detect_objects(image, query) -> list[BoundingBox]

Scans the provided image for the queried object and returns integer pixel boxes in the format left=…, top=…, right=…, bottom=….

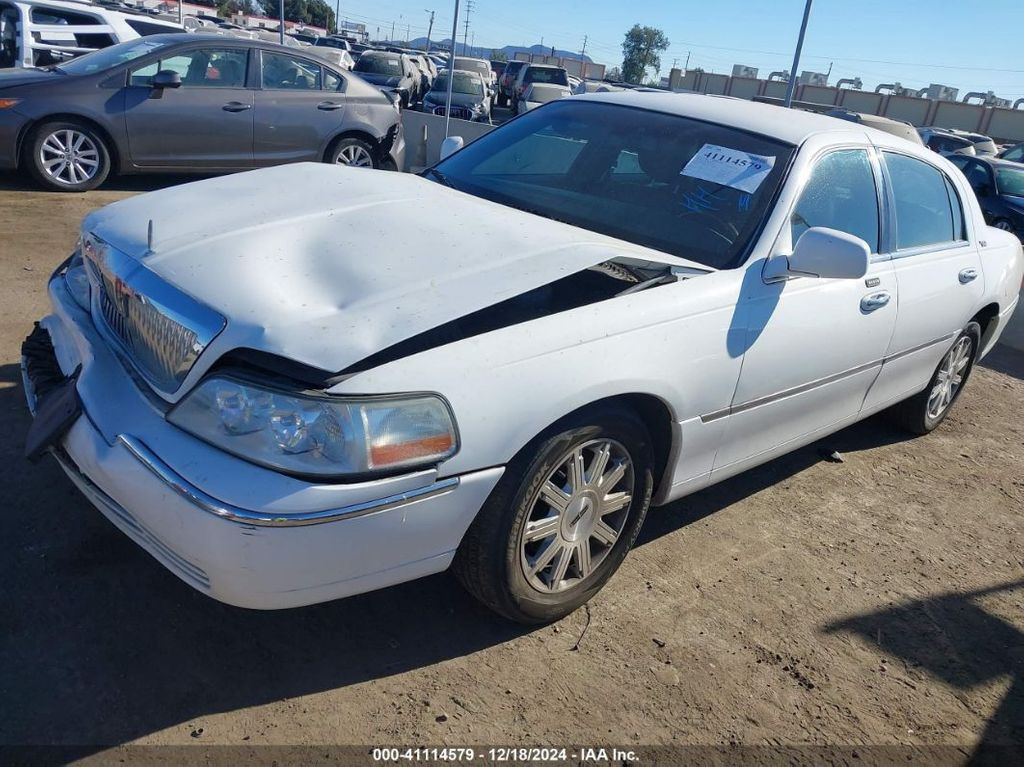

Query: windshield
left=354, top=55, right=402, bottom=75
left=996, top=167, right=1024, bottom=197
left=453, top=57, right=489, bottom=77
left=525, top=67, right=568, bottom=86
left=56, top=38, right=172, bottom=75
left=432, top=100, right=794, bottom=269
left=432, top=72, right=483, bottom=96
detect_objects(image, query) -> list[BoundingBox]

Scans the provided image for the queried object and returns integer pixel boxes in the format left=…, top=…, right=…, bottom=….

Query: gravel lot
left=1, top=171, right=1022, bottom=759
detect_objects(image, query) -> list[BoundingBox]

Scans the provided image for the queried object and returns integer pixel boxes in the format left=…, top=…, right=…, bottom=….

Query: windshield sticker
left=681, top=144, right=776, bottom=194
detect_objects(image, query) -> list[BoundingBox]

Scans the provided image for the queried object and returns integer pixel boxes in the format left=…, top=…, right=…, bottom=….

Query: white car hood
left=83, top=163, right=705, bottom=374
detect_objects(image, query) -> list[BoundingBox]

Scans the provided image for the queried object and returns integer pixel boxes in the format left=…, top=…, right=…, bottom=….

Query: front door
left=713, top=147, right=897, bottom=473
left=253, top=51, right=346, bottom=165
left=124, top=46, right=254, bottom=168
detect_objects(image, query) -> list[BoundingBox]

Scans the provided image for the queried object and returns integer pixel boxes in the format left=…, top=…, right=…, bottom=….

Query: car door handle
left=959, top=268, right=979, bottom=284
left=222, top=102, right=252, bottom=112
left=317, top=101, right=344, bottom=111
left=860, top=291, right=891, bottom=312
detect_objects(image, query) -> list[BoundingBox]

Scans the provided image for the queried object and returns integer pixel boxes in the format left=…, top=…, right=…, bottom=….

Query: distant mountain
left=394, top=37, right=594, bottom=64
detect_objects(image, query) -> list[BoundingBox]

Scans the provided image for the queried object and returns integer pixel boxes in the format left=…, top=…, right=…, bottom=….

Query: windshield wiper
left=616, top=266, right=679, bottom=296
left=423, top=167, right=454, bottom=187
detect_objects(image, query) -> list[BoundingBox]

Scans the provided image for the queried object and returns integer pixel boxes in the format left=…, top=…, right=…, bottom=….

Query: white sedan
left=23, top=93, right=1023, bottom=623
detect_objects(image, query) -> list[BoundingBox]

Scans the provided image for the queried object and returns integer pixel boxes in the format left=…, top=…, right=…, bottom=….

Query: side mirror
left=439, top=135, right=464, bottom=161
left=765, top=227, right=870, bottom=281
left=152, top=70, right=182, bottom=89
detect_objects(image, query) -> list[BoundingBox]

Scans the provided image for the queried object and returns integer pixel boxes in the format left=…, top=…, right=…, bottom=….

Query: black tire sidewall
left=327, top=137, right=378, bottom=169
left=497, top=409, right=654, bottom=623
left=27, top=121, right=110, bottom=192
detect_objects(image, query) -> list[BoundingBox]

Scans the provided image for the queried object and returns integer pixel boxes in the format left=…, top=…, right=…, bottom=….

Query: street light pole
left=444, top=0, right=460, bottom=138
left=783, top=0, right=813, bottom=108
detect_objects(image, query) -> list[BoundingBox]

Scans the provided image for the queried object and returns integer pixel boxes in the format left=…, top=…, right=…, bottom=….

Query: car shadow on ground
left=0, top=171, right=216, bottom=194
left=0, top=348, right=1013, bottom=752
left=825, top=580, right=1024, bottom=761
left=980, top=344, right=1024, bottom=382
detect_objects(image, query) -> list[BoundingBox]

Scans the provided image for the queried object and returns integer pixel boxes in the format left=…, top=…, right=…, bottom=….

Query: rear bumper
left=24, top=267, right=503, bottom=609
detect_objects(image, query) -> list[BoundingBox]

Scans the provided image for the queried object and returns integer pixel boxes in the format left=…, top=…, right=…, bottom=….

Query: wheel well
left=323, top=130, right=382, bottom=162
left=18, top=114, right=121, bottom=173
left=972, top=303, right=1000, bottom=349
left=555, top=394, right=675, bottom=503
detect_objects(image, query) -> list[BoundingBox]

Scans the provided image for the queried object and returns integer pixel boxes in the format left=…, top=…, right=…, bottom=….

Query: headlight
left=168, top=376, right=458, bottom=478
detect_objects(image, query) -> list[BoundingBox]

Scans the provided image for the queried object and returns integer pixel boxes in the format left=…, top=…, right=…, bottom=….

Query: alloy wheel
left=336, top=145, right=374, bottom=168
left=927, top=336, right=972, bottom=419
left=519, top=439, right=634, bottom=593
left=38, top=129, right=100, bottom=186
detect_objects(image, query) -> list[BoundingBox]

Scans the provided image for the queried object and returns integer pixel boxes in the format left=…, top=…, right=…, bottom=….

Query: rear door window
left=883, top=152, right=961, bottom=250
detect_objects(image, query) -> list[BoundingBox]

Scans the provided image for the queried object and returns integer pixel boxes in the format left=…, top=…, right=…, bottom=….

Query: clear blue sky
left=336, top=0, right=1024, bottom=100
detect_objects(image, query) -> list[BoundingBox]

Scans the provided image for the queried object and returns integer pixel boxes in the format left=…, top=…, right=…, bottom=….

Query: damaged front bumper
left=22, top=265, right=502, bottom=609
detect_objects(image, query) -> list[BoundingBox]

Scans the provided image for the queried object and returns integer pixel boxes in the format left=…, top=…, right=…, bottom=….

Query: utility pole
left=278, top=0, right=284, bottom=43
left=462, top=0, right=473, bottom=55
left=424, top=9, right=435, bottom=52
left=784, top=0, right=813, bottom=108
left=177, top=0, right=182, bottom=26
left=390, top=20, right=395, bottom=41
left=580, top=35, right=587, bottom=59
left=684, top=51, right=690, bottom=69
left=335, top=0, right=340, bottom=34
left=406, top=23, right=410, bottom=43
left=444, top=0, right=461, bottom=137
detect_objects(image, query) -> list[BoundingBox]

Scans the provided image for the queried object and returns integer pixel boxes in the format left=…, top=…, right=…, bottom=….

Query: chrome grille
left=432, top=104, right=474, bottom=121
left=83, top=235, right=225, bottom=393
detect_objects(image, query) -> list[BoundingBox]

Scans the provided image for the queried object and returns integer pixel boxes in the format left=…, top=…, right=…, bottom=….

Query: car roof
left=964, top=155, right=1024, bottom=171
left=579, top=91, right=863, bottom=145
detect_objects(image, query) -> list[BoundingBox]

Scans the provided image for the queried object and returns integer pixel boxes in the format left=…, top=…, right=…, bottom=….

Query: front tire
left=25, top=120, right=111, bottom=192
left=888, top=322, right=980, bottom=435
left=453, top=407, right=654, bottom=624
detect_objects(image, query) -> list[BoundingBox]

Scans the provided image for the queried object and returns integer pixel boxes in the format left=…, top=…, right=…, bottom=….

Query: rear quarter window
left=884, top=152, right=960, bottom=250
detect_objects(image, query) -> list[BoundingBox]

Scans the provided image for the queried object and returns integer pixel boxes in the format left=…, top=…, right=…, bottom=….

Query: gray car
left=420, top=70, right=491, bottom=122
left=0, top=34, right=405, bottom=191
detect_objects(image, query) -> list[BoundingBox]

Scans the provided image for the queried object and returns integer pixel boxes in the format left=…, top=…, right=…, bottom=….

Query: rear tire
left=25, top=119, right=111, bottom=192
left=453, top=406, right=654, bottom=624
left=887, top=322, right=980, bottom=435
left=326, top=136, right=378, bottom=169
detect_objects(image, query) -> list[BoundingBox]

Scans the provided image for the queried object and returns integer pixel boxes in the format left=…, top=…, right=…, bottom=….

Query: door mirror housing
left=152, top=70, right=182, bottom=89
left=765, top=227, right=870, bottom=281
left=439, top=135, right=464, bottom=161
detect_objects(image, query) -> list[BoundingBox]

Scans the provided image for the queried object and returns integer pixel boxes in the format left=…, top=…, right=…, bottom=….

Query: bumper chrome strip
left=117, top=434, right=460, bottom=528
left=700, top=333, right=956, bottom=424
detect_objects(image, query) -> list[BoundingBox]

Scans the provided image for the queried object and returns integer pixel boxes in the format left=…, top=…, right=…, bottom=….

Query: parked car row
left=0, top=34, right=405, bottom=190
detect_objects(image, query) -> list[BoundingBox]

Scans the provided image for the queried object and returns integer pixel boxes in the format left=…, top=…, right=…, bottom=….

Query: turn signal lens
left=0, top=99, right=21, bottom=109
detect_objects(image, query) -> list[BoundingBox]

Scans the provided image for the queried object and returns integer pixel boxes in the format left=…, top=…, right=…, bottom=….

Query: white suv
left=0, top=0, right=181, bottom=69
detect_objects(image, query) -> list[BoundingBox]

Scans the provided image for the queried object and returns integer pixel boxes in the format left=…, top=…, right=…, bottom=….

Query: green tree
left=217, top=0, right=243, bottom=16
left=259, top=0, right=335, bottom=30
left=490, top=49, right=508, bottom=62
left=620, top=24, right=669, bottom=85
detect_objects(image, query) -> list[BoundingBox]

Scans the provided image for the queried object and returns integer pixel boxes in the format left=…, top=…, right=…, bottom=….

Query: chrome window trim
left=117, top=434, right=461, bottom=527
left=700, top=333, right=956, bottom=423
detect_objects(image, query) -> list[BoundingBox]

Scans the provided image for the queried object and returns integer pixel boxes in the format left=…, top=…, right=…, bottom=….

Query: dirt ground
left=1, top=170, right=1023, bottom=760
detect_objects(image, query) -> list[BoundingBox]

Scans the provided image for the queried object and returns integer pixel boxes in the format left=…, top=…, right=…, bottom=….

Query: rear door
left=862, top=151, right=984, bottom=411
left=123, top=45, right=254, bottom=168
left=252, top=50, right=347, bottom=165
